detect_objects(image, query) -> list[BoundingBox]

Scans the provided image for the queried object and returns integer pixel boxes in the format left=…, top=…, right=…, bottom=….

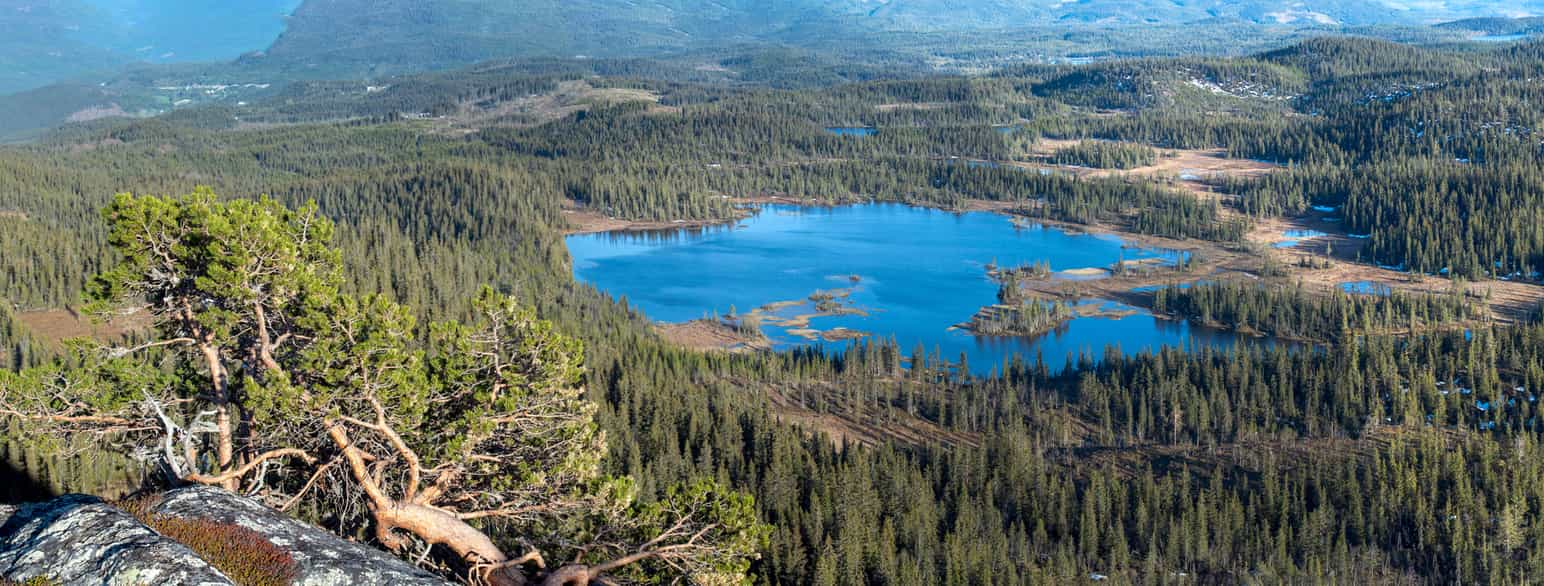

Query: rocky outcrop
left=153, top=486, right=450, bottom=586
left=0, top=494, right=234, bottom=586
left=0, top=488, right=453, bottom=586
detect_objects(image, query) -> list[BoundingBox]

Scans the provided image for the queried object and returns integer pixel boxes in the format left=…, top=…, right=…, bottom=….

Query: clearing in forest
left=1020, top=138, right=1279, bottom=197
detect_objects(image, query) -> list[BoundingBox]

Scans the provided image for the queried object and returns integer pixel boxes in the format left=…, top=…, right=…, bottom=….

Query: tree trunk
left=375, top=502, right=524, bottom=585
left=197, top=340, right=238, bottom=492
left=326, top=421, right=525, bottom=585
left=541, top=565, right=591, bottom=586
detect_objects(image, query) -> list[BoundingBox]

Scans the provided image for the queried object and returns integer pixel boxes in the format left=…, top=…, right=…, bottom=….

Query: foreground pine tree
left=0, top=189, right=765, bottom=585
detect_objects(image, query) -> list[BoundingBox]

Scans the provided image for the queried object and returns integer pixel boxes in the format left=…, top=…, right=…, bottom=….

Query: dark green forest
left=3, top=33, right=1544, bottom=584
left=1152, top=281, right=1481, bottom=343
left=1050, top=140, right=1159, bottom=170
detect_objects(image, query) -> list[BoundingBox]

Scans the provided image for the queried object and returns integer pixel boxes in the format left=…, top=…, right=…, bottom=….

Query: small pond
left=826, top=127, right=877, bottom=137
left=1340, top=281, right=1393, bottom=296
left=1474, top=34, right=1530, bottom=43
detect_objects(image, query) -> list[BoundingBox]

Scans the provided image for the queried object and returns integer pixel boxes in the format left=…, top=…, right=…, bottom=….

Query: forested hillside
left=6, top=0, right=1535, bottom=139
left=2, top=31, right=1544, bottom=584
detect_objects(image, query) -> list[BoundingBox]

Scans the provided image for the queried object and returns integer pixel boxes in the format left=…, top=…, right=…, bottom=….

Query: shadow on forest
left=0, top=458, right=58, bottom=505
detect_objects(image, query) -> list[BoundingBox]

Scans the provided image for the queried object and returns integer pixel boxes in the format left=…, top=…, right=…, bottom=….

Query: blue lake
left=568, top=204, right=1275, bottom=372
left=1341, top=281, right=1393, bottom=296
left=1474, top=34, right=1530, bottom=43
left=1276, top=229, right=1329, bottom=249
left=1130, top=280, right=1213, bottom=293
left=826, top=127, right=877, bottom=137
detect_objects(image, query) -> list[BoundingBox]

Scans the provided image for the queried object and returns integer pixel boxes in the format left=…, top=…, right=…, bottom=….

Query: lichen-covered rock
left=154, top=486, right=450, bottom=586
left=0, top=494, right=234, bottom=586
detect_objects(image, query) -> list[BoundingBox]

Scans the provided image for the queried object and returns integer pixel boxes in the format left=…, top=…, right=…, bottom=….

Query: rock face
left=0, top=494, right=234, bottom=586
left=153, top=486, right=451, bottom=586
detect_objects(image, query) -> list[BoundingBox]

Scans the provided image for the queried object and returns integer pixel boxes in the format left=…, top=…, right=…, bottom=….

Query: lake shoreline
left=568, top=197, right=1539, bottom=359
left=656, top=318, right=773, bottom=353
left=568, top=201, right=1259, bottom=366
left=569, top=197, right=1240, bottom=355
left=975, top=203, right=1544, bottom=327
left=953, top=299, right=1143, bottom=338
left=561, top=195, right=821, bottom=235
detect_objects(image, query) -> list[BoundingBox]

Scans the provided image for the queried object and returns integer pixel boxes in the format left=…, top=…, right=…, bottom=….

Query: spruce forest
left=2, top=6, right=1544, bottom=585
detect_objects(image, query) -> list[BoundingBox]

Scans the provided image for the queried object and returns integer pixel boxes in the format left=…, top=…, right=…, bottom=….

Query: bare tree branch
left=186, top=448, right=317, bottom=486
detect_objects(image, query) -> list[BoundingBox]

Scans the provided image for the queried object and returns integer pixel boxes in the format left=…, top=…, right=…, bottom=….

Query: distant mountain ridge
left=1, top=0, right=1540, bottom=103
left=4, top=0, right=1540, bottom=95
left=1436, top=15, right=1544, bottom=34
left=0, top=0, right=298, bottom=94
left=256, top=0, right=1542, bottom=73
left=827, top=0, right=1517, bottom=28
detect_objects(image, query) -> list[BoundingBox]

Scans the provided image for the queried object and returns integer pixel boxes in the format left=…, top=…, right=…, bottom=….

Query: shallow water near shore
left=1474, top=34, right=1529, bottom=43
left=826, top=127, right=877, bottom=136
left=567, top=203, right=1277, bottom=373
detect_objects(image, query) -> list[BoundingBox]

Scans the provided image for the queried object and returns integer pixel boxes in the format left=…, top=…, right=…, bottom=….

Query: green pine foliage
left=1153, top=281, right=1480, bottom=342
left=1050, top=140, right=1158, bottom=169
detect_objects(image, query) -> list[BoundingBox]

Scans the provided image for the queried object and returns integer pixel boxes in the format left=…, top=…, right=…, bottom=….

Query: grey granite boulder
left=153, top=485, right=451, bottom=586
left=0, top=494, right=234, bottom=586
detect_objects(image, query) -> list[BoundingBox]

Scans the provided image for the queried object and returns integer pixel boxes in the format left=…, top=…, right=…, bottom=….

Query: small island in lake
left=743, top=280, right=874, bottom=343
left=958, top=262, right=1141, bottom=337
